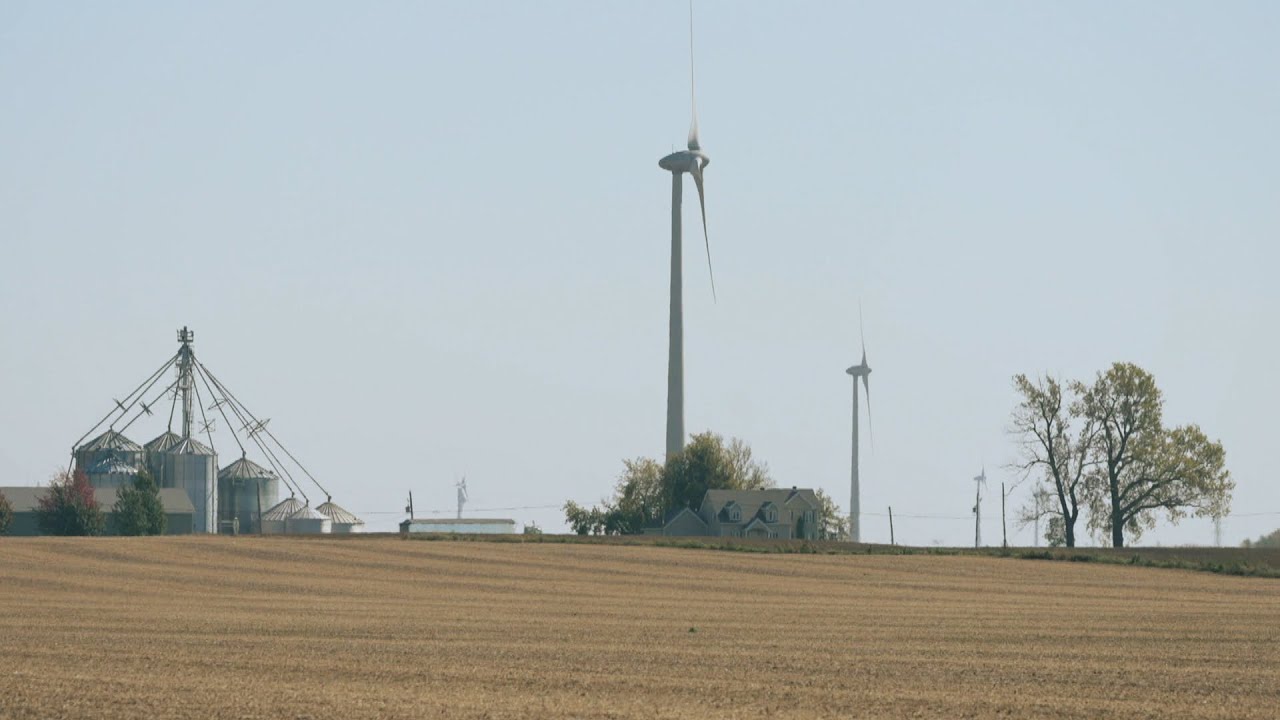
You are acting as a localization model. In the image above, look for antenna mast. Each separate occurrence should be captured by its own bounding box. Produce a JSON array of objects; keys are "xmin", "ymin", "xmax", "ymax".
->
[{"xmin": 177, "ymin": 326, "xmax": 195, "ymax": 438}]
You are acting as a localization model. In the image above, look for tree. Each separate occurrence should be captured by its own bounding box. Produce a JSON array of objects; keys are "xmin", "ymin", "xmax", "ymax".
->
[
  {"xmin": 36, "ymin": 469, "xmax": 105, "ymax": 536},
  {"xmin": 563, "ymin": 501, "xmax": 606, "ymax": 535},
  {"xmin": 660, "ymin": 432, "xmax": 772, "ymax": 514},
  {"xmin": 1242, "ymin": 529, "xmax": 1280, "ymax": 549},
  {"xmin": 1078, "ymin": 363, "xmax": 1232, "ymax": 547},
  {"xmin": 0, "ymin": 490, "xmax": 12, "ymax": 535},
  {"xmin": 1010, "ymin": 374, "xmax": 1095, "ymax": 547},
  {"xmin": 563, "ymin": 433, "xmax": 773, "ymax": 535},
  {"xmin": 814, "ymin": 489, "xmax": 847, "ymax": 541},
  {"xmin": 113, "ymin": 468, "xmax": 167, "ymax": 536}
]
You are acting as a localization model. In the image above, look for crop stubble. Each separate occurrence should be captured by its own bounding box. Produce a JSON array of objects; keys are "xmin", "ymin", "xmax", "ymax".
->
[{"xmin": 0, "ymin": 537, "xmax": 1276, "ymax": 719}]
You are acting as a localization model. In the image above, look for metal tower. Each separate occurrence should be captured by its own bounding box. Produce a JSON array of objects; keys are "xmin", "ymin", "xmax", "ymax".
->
[{"xmin": 176, "ymin": 326, "xmax": 195, "ymax": 438}]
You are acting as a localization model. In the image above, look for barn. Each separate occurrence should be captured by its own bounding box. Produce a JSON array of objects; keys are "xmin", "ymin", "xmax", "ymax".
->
[{"xmin": 0, "ymin": 486, "xmax": 196, "ymax": 536}]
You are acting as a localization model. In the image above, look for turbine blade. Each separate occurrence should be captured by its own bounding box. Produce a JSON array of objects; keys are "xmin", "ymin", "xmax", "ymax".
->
[
  {"xmin": 687, "ymin": 0, "xmax": 699, "ymax": 151},
  {"xmin": 859, "ymin": 301, "xmax": 866, "ymax": 361},
  {"xmin": 691, "ymin": 165, "xmax": 716, "ymax": 302},
  {"xmin": 862, "ymin": 374, "xmax": 873, "ymax": 448}
]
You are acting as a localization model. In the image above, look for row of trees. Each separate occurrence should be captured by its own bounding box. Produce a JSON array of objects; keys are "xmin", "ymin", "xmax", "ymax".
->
[
  {"xmin": 0, "ymin": 469, "xmax": 168, "ymax": 537},
  {"xmin": 564, "ymin": 431, "xmax": 846, "ymax": 539},
  {"xmin": 1012, "ymin": 362, "xmax": 1232, "ymax": 548}
]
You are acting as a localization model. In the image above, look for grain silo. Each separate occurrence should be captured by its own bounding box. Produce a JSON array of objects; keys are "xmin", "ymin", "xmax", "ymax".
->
[
  {"xmin": 316, "ymin": 499, "xmax": 364, "ymax": 534},
  {"xmin": 72, "ymin": 328, "xmax": 344, "ymax": 530},
  {"xmin": 84, "ymin": 455, "xmax": 139, "ymax": 489},
  {"xmin": 75, "ymin": 430, "xmax": 143, "ymax": 481},
  {"xmin": 217, "ymin": 457, "xmax": 280, "ymax": 534},
  {"xmin": 161, "ymin": 436, "xmax": 217, "ymax": 534},
  {"xmin": 144, "ymin": 431, "xmax": 181, "ymax": 484},
  {"xmin": 261, "ymin": 496, "xmax": 304, "ymax": 535},
  {"xmin": 285, "ymin": 504, "xmax": 332, "ymax": 534}
]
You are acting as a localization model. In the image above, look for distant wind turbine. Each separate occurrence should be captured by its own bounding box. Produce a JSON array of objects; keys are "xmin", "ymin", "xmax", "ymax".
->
[
  {"xmin": 972, "ymin": 467, "xmax": 987, "ymax": 548},
  {"xmin": 659, "ymin": 2, "xmax": 716, "ymax": 460},
  {"xmin": 845, "ymin": 309, "xmax": 872, "ymax": 542}
]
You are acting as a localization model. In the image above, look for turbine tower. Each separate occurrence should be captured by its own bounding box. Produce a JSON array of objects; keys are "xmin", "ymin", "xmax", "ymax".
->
[
  {"xmin": 972, "ymin": 467, "xmax": 987, "ymax": 548},
  {"xmin": 845, "ymin": 314, "xmax": 872, "ymax": 542},
  {"xmin": 659, "ymin": 3, "xmax": 716, "ymax": 459}
]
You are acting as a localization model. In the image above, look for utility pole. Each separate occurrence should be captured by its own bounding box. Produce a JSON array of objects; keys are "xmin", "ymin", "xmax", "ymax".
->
[
  {"xmin": 405, "ymin": 491, "xmax": 414, "ymax": 520},
  {"xmin": 972, "ymin": 468, "xmax": 986, "ymax": 549},
  {"xmin": 888, "ymin": 506, "xmax": 895, "ymax": 546},
  {"xmin": 1032, "ymin": 491, "xmax": 1044, "ymax": 548},
  {"xmin": 1001, "ymin": 482, "xmax": 1008, "ymax": 549}
]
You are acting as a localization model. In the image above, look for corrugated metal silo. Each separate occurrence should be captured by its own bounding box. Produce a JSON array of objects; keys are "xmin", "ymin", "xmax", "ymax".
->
[
  {"xmin": 75, "ymin": 430, "xmax": 143, "ymax": 480},
  {"xmin": 161, "ymin": 436, "xmax": 217, "ymax": 534},
  {"xmin": 217, "ymin": 457, "xmax": 280, "ymax": 534},
  {"xmin": 143, "ymin": 431, "xmax": 181, "ymax": 486},
  {"xmin": 261, "ymin": 496, "xmax": 304, "ymax": 535},
  {"xmin": 316, "ymin": 500, "xmax": 364, "ymax": 534},
  {"xmin": 85, "ymin": 456, "xmax": 139, "ymax": 489},
  {"xmin": 285, "ymin": 504, "xmax": 332, "ymax": 535}
]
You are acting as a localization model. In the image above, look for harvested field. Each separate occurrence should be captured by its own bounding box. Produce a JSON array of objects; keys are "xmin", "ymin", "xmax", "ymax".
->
[{"xmin": 0, "ymin": 537, "xmax": 1277, "ymax": 719}]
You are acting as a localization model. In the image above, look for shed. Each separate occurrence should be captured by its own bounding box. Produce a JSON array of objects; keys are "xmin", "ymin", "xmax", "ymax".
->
[
  {"xmin": 399, "ymin": 518, "xmax": 516, "ymax": 535},
  {"xmin": 0, "ymin": 486, "xmax": 196, "ymax": 536}
]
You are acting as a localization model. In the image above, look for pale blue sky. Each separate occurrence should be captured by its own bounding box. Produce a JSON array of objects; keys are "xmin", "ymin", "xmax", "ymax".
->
[{"xmin": 2, "ymin": 2, "xmax": 1276, "ymax": 544}]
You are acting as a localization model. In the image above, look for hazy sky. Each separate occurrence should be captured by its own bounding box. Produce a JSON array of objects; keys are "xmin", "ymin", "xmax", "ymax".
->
[{"xmin": 2, "ymin": 2, "xmax": 1277, "ymax": 544}]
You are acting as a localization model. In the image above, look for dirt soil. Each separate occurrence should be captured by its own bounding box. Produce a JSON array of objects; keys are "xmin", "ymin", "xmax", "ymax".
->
[{"xmin": 1, "ymin": 536, "xmax": 1277, "ymax": 719}]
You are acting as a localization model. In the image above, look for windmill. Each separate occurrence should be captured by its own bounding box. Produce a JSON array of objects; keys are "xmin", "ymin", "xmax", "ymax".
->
[
  {"xmin": 658, "ymin": 1, "xmax": 716, "ymax": 459},
  {"xmin": 456, "ymin": 477, "xmax": 468, "ymax": 519},
  {"xmin": 844, "ymin": 309, "xmax": 872, "ymax": 543},
  {"xmin": 972, "ymin": 467, "xmax": 987, "ymax": 548}
]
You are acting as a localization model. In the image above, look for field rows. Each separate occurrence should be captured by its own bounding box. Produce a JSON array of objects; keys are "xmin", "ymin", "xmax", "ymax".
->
[{"xmin": 0, "ymin": 537, "xmax": 1277, "ymax": 718}]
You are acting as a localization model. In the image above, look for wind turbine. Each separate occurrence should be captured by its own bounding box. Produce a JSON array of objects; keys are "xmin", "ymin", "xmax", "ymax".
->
[
  {"xmin": 845, "ymin": 311, "xmax": 872, "ymax": 542},
  {"xmin": 658, "ymin": 2, "xmax": 716, "ymax": 459},
  {"xmin": 972, "ymin": 467, "xmax": 987, "ymax": 548}
]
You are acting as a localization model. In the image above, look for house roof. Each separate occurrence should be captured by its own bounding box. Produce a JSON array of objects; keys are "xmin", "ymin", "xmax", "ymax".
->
[
  {"xmin": 0, "ymin": 486, "xmax": 195, "ymax": 514},
  {"xmin": 702, "ymin": 488, "xmax": 819, "ymax": 524},
  {"xmin": 401, "ymin": 518, "xmax": 516, "ymax": 525},
  {"xmin": 662, "ymin": 506, "xmax": 709, "ymax": 531}
]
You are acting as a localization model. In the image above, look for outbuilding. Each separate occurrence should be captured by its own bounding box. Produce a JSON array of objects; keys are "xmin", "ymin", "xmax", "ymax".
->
[
  {"xmin": 0, "ymin": 486, "xmax": 196, "ymax": 536},
  {"xmin": 400, "ymin": 518, "xmax": 516, "ymax": 535}
]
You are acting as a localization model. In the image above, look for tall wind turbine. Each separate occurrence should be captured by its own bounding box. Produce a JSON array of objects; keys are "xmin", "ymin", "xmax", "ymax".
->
[
  {"xmin": 972, "ymin": 467, "xmax": 987, "ymax": 548},
  {"xmin": 845, "ymin": 313, "xmax": 872, "ymax": 542},
  {"xmin": 659, "ymin": 3, "xmax": 716, "ymax": 459}
]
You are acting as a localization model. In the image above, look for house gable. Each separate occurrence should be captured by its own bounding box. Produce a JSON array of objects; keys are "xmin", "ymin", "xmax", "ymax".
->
[{"xmin": 662, "ymin": 507, "xmax": 709, "ymax": 537}]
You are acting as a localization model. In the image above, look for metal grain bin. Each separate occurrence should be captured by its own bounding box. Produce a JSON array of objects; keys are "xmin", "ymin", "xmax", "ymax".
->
[
  {"xmin": 160, "ymin": 437, "xmax": 217, "ymax": 534},
  {"xmin": 217, "ymin": 457, "xmax": 280, "ymax": 534},
  {"xmin": 143, "ymin": 431, "xmax": 181, "ymax": 485},
  {"xmin": 285, "ymin": 504, "xmax": 332, "ymax": 535},
  {"xmin": 75, "ymin": 430, "xmax": 143, "ymax": 477},
  {"xmin": 261, "ymin": 496, "xmax": 304, "ymax": 535},
  {"xmin": 316, "ymin": 500, "xmax": 364, "ymax": 534},
  {"xmin": 85, "ymin": 456, "xmax": 139, "ymax": 489}
]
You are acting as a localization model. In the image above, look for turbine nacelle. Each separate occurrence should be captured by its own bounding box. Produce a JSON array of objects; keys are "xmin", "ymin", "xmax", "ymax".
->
[
  {"xmin": 658, "ymin": 149, "xmax": 709, "ymax": 174},
  {"xmin": 845, "ymin": 364, "xmax": 871, "ymax": 377}
]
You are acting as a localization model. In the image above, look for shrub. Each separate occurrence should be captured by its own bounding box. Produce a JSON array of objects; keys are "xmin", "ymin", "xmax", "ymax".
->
[{"xmin": 37, "ymin": 470, "xmax": 105, "ymax": 536}]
